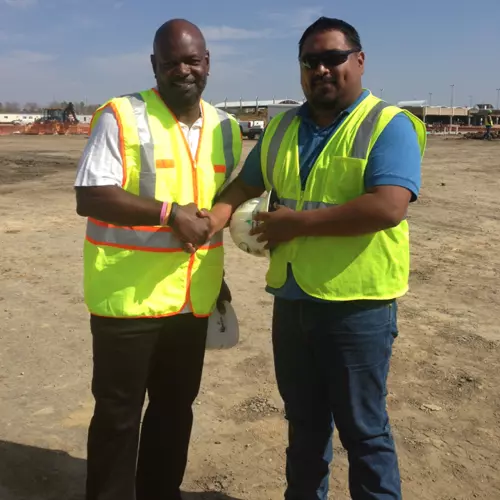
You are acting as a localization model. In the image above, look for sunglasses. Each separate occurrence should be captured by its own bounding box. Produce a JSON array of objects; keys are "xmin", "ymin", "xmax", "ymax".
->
[{"xmin": 299, "ymin": 49, "xmax": 358, "ymax": 70}]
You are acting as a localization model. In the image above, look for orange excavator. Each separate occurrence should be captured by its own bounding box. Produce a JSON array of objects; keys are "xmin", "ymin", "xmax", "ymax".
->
[
  {"xmin": 37, "ymin": 102, "xmax": 79, "ymax": 124},
  {"xmin": 25, "ymin": 102, "xmax": 88, "ymax": 135}
]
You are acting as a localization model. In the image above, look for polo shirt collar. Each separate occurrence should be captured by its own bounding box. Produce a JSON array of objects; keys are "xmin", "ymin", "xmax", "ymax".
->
[{"xmin": 298, "ymin": 88, "xmax": 371, "ymax": 124}]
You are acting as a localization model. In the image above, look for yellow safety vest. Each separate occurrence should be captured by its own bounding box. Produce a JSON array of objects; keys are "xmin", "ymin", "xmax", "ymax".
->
[
  {"xmin": 83, "ymin": 88, "xmax": 242, "ymax": 318},
  {"xmin": 260, "ymin": 91, "xmax": 426, "ymax": 301},
  {"xmin": 486, "ymin": 115, "xmax": 493, "ymax": 127}
]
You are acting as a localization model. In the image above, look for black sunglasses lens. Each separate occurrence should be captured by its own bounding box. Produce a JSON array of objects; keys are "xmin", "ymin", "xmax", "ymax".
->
[
  {"xmin": 302, "ymin": 51, "xmax": 351, "ymax": 69},
  {"xmin": 301, "ymin": 57, "xmax": 317, "ymax": 69},
  {"xmin": 323, "ymin": 54, "xmax": 349, "ymax": 67}
]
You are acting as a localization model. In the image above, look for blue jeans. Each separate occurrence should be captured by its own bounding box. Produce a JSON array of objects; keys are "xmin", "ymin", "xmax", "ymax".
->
[{"xmin": 272, "ymin": 297, "xmax": 401, "ymax": 500}]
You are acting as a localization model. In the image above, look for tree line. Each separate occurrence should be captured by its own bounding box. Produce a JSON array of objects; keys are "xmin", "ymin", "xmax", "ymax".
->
[{"xmin": 0, "ymin": 101, "xmax": 100, "ymax": 115}]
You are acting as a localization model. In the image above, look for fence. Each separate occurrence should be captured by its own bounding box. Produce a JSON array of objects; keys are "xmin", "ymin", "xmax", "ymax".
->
[{"xmin": 0, "ymin": 122, "xmax": 90, "ymax": 136}]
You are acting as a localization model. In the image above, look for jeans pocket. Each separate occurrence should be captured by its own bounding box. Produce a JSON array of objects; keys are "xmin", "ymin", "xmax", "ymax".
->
[
  {"xmin": 390, "ymin": 301, "xmax": 399, "ymax": 339},
  {"xmin": 335, "ymin": 301, "xmax": 393, "ymax": 334}
]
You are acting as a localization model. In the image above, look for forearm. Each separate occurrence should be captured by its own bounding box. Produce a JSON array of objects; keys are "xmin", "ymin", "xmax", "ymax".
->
[
  {"xmin": 297, "ymin": 193, "xmax": 405, "ymax": 237},
  {"xmin": 75, "ymin": 186, "xmax": 163, "ymax": 226},
  {"xmin": 209, "ymin": 177, "xmax": 264, "ymax": 232}
]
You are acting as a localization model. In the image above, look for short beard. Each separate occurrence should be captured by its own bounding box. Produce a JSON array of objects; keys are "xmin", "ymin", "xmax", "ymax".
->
[
  {"xmin": 308, "ymin": 95, "xmax": 339, "ymax": 110},
  {"xmin": 158, "ymin": 77, "xmax": 207, "ymax": 110}
]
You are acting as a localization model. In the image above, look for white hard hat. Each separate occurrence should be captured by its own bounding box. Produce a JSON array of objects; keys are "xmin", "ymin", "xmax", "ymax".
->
[
  {"xmin": 229, "ymin": 191, "xmax": 273, "ymax": 257},
  {"xmin": 206, "ymin": 301, "xmax": 239, "ymax": 350}
]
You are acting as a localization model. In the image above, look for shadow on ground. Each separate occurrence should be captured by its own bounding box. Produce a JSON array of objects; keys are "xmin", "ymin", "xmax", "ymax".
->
[
  {"xmin": 0, "ymin": 440, "xmax": 85, "ymax": 500},
  {"xmin": 0, "ymin": 440, "xmax": 242, "ymax": 500},
  {"xmin": 183, "ymin": 494, "xmax": 243, "ymax": 499}
]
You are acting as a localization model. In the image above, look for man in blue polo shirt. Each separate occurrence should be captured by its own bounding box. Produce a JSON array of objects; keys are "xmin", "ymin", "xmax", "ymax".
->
[
  {"xmin": 240, "ymin": 91, "xmax": 420, "ymax": 301},
  {"xmin": 198, "ymin": 16, "xmax": 424, "ymax": 500}
]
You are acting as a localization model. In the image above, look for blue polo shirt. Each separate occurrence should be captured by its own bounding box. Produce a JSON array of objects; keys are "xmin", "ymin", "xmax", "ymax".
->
[{"xmin": 239, "ymin": 90, "xmax": 422, "ymax": 301}]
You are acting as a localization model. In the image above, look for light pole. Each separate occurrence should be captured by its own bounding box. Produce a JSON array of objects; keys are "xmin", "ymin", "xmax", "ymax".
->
[
  {"xmin": 450, "ymin": 85, "xmax": 455, "ymax": 125},
  {"xmin": 468, "ymin": 95, "xmax": 473, "ymax": 108},
  {"xmin": 496, "ymin": 88, "xmax": 500, "ymax": 110},
  {"xmin": 380, "ymin": 88, "xmax": 384, "ymax": 100},
  {"xmin": 428, "ymin": 92, "xmax": 432, "ymax": 105}
]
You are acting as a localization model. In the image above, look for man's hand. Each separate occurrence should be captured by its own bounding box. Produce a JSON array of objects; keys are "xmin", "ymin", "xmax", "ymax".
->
[
  {"xmin": 216, "ymin": 278, "xmax": 232, "ymax": 314},
  {"xmin": 195, "ymin": 177, "xmax": 266, "ymax": 242},
  {"xmin": 196, "ymin": 208, "xmax": 226, "ymax": 238},
  {"xmin": 250, "ymin": 204, "xmax": 301, "ymax": 249},
  {"xmin": 171, "ymin": 203, "xmax": 213, "ymax": 253}
]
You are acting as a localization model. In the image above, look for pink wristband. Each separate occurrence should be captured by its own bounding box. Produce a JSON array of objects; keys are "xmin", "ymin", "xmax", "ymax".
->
[{"xmin": 160, "ymin": 201, "xmax": 169, "ymax": 226}]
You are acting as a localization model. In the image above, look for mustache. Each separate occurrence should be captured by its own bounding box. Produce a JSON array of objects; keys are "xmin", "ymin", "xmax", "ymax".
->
[
  {"xmin": 171, "ymin": 78, "xmax": 196, "ymax": 85},
  {"xmin": 312, "ymin": 76, "xmax": 336, "ymax": 86}
]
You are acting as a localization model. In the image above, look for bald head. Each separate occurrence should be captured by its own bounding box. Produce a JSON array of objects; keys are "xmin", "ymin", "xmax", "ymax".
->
[
  {"xmin": 153, "ymin": 19, "xmax": 206, "ymax": 52},
  {"xmin": 151, "ymin": 19, "xmax": 210, "ymax": 111}
]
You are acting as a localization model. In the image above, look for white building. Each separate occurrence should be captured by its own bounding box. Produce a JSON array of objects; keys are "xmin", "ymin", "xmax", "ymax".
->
[
  {"xmin": 214, "ymin": 98, "xmax": 303, "ymax": 114},
  {"xmin": 0, "ymin": 113, "xmax": 93, "ymax": 124}
]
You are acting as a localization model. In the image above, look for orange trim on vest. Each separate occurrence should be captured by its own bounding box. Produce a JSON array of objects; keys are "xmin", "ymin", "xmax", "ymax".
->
[
  {"xmin": 85, "ymin": 234, "xmax": 222, "ymax": 253},
  {"xmin": 108, "ymin": 102, "xmax": 127, "ymax": 188},
  {"xmin": 150, "ymin": 88, "xmax": 210, "ymax": 315},
  {"xmin": 88, "ymin": 217, "xmax": 173, "ymax": 233},
  {"xmin": 156, "ymin": 159, "xmax": 175, "ymax": 169}
]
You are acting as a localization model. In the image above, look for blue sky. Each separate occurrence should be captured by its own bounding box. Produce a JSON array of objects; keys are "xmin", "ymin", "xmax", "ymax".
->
[{"xmin": 1, "ymin": 0, "xmax": 499, "ymax": 107}]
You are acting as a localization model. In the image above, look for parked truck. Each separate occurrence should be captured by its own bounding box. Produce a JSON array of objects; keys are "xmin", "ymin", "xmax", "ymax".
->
[{"xmin": 238, "ymin": 119, "xmax": 265, "ymax": 140}]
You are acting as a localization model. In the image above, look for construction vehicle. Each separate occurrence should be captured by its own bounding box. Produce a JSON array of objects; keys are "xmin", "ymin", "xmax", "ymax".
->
[
  {"xmin": 36, "ymin": 103, "xmax": 79, "ymax": 124},
  {"xmin": 24, "ymin": 102, "xmax": 88, "ymax": 135},
  {"xmin": 238, "ymin": 119, "xmax": 265, "ymax": 140}
]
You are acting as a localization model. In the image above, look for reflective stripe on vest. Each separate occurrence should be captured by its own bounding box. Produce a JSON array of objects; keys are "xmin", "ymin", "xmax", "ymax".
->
[
  {"xmin": 265, "ymin": 101, "xmax": 390, "ymax": 190},
  {"xmin": 350, "ymin": 101, "xmax": 390, "ymax": 158},
  {"xmin": 85, "ymin": 95, "xmax": 235, "ymax": 253},
  {"xmin": 86, "ymin": 218, "xmax": 223, "ymax": 252},
  {"xmin": 121, "ymin": 94, "xmax": 237, "ymax": 198},
  {"xmin": 215, "ymin": 108, "xmax": 236, "ymax": 180},
  {"xmin": 266, "ymin": 107, "xmax": 299, "ymax": 190},
  {"xmin": 279, "ymin": 197, "xmax": 407, "ymax": 219},
  {"xmin": 127, "ymin": 93, "xmax": 156, "ymax": 198}
]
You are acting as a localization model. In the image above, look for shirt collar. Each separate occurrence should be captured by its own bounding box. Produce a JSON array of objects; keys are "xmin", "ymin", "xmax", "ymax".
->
[
  {"xmin": 154, "ymin": 85, "xmax": 203, "ymax": 123},
  {"xmin": 298, "ymin": 88, "xmax": 371, "ymax": 125}
]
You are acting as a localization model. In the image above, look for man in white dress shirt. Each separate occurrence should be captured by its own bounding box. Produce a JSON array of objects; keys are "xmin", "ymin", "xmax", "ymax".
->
[{"xmin": 74, "ymin": 19, "xmax": 240, "ymax": 500}]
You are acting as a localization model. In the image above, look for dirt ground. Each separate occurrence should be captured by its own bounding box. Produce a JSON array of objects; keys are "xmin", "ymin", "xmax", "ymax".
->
[{"xmin": 0, "ymin": 134, "xmax": 499, "ymax": 500}]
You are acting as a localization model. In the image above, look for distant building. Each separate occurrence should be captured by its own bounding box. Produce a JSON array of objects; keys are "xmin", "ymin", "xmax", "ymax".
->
[
  {"xmin": 0, "ymin": 113, "xmax": 93, "ymax": 124},
  {"xmin": 214, "ymin": 98, "xmax": 303, "ymax": 115},
  {"xmin": 396, "ymin": 99, "xmax": 500, "ymax": 126},
  {"xmin": 397, "ymin": 100, "xmax": 428, "ymax": 108}
]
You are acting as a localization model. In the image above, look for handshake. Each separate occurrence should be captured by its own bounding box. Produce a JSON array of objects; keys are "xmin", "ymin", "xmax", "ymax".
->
[{"xmin": 168, "ymin": 202, "xmax": 219, "ymax": 253}]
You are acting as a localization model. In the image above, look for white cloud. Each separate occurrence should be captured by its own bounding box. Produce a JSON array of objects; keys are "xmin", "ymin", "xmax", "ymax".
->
[
  {"xmin": 79, "ymin": 49, "xmax": 153, "ymax": 101},
  {"xmin": 266, "ymin": 6, "xmax": 324, "ymax": 30},
  {"xmin": 202, "ymin": 9, "xmax": 324, "ymax": 44},
  {"xmin": 208, "ymin": 42, "xmax": 239, "ymax": 58},
  {"xmin": 86, "ymin": 49, "xmax": 149, "ymax": 74},
  {"xmin": 77, "ymin": 44, "xmax": 267, "ymax": 103},
  {"xmin": 77, "ymin": 15, "xmax": 102, "ymax": 29},
  {"xmin": 0, "ymin": 35, "xmax": 298, "ymax": 105},
  {"xmin": 0, "ymin": 30, "xmax": 25, "ymax": 43},
  {"xmin": 0, "ymin": 50, "xmax": 74, "ymax": 105},
  {"xmin": 3, "ymin": 0, "xmax": 37, "ymax": 7},
  {"xmin": 1, "ymin": 49, "xmax": 55, "ymax": 63},
  {"xmin": 202, "ymin": 25, "xmax": 273, "ymax": 42}
]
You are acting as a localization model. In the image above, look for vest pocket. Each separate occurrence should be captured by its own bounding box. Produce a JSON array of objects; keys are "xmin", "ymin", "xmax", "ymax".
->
[
  {"xmin": 320, "ymin": 156, "xmax": 367, "ymax": 203},
  {"xmin": 189, "ymin": 245, "xmax": 224, "ymax": 315}
]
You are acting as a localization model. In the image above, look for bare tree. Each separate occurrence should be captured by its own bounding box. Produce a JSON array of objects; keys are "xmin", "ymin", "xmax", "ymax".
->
[
  {"xmin": 3, "ymin": 102, "xmax": 21, "ymax": 113},
  {"xmin": 23, "ymin": 102, "xmax": 40, "ymax": 112},
  {"xmin": 0, "ymin": 98, "xmax": 100, "ymax": 114}
]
